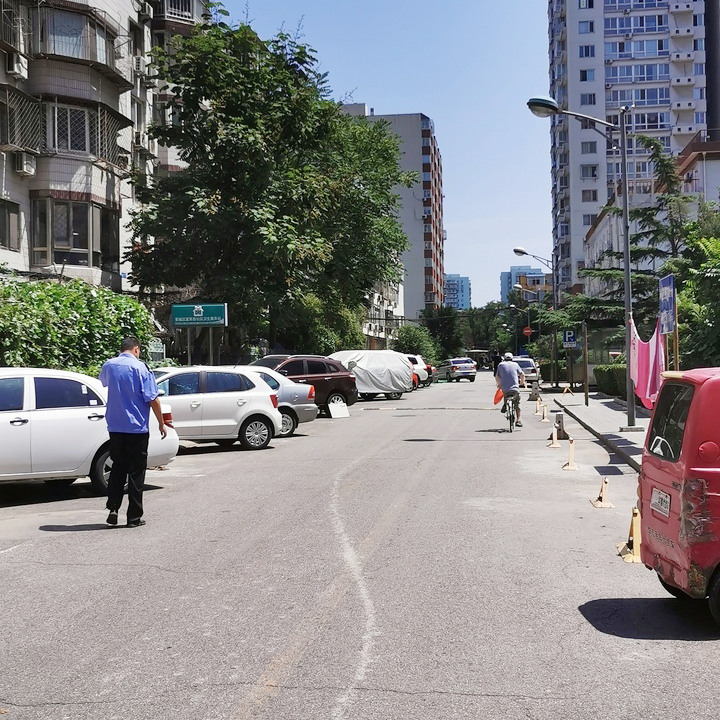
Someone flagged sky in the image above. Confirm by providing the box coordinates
[224,0,554,306]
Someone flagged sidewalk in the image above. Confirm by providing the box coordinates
[549,389,649,472]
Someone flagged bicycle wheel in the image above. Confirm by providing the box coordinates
[508,402,515,433]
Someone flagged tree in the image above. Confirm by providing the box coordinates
[421,307,464,358]
[392,325,440,365]
[130,12,412,349]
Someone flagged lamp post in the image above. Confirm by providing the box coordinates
[513,246,559,388]
[526,96,635,428]
[514,282,537,333]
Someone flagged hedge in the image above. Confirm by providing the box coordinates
[593,364,627,397]
[539,360,567,382]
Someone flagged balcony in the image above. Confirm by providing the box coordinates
[672,125,696,135]
[672,27,695,37]
[669,2,693,12]
[673,100,696,111]
[157,0,198,22]
[672,76,696,86]
[671,51,694,62]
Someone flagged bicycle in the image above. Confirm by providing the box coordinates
[507,394,517,433]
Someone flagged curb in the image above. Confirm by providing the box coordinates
[553,399,642,473]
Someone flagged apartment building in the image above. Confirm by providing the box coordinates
[444,273,471,310]
[0,0,203,290]
[548,0,708,297]
[500,265,545,303]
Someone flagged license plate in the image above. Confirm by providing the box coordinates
[650,488,671,517]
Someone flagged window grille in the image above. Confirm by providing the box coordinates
[0,84,40,152]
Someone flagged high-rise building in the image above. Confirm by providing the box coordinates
[500,265,545,303]
[547,0,707,296]
[343,104,445,321]
[444,274,471,309]
[0,0,205,290]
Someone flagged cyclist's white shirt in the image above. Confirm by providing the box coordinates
[497,361,523,393]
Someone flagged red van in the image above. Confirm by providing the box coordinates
[640,368,720,622]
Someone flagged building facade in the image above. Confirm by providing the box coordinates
[500,265,545,303]
[0,0,203,289]
[444,273,471,309]
[548,0,708,297]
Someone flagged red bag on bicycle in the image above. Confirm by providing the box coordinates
[493,388,503,405]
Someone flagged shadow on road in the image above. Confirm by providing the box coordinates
[579,598,720,640]
[178,444,276,456]
[39,523,113,532]
[0,482,163,510]
[475,429,508,434]
[403,438,436,443]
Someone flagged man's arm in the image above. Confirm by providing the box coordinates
[149,397,167,439]
[519,371,526,387]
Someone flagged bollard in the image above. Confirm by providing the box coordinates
[590,477,615,508]
[540,404,550,422]
[547,425,561,448]
[562,436,578,470]
[528,381,541,401]
[555,412,570,440]
[534,398,541,415]
[617,507,642,563]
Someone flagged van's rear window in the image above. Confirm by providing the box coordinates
[647,382,694,462]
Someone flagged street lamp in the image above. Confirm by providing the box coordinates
[526,96,636,428]
[514,283,536,328]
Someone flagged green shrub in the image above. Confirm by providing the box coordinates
[539,360,567,382]
[593,364,626,397]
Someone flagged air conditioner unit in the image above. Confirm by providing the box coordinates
[133,56,146,76]
[605,59,613,65]
[134,130,146,146]
[623,7,631,13]
[14,152,35,177]
[6,51,28,80]
[624,33,632,39]
[605,82,613,89]
[139,2,153,21]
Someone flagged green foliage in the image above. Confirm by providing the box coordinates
[392,324,440,365]
[421,306,464,358]
[593,364,627,397]
[131,13,412,349]
[0,278,154,372]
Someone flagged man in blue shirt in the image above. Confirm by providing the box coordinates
[99,337,166,527]
[496,352,526,428]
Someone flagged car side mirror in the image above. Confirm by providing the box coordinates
[280,369,289,376]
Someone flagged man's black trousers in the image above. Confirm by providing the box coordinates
[106,432,150,522]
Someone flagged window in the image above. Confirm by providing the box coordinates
[423,189,431,199]
[583,214,598,226]
[580,69,595,82]
[579,45,595,58]
[694,13,704,26]
[579,21,594,33]
[161,373,200,396]
[694,87,706,100]
[424,258,432,267]
[581,141,597,154]
[39,9,115,68]
[581,118,596,130]
[0,201,20,251]
[695,63,705,76]
[422,137,431,146]
[633,14,668,33]
[580,93,596,105]
[423,223,432,233]
[206,372,246,393]
[34,377,103,409]
[647,382,694,462]
[694,39,705,51]
[422,172,431,181]
[579,0,593,7]
[582,189,598,202]
[604,17,631,34]
[581,164,598,179]
[695,111,707,125]
[0,377,23,412]
[257,372,280,390]
[279,360,305,376]
[307,360,327,375]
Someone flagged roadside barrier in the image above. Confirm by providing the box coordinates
[617,507,642,563]
[562,437,578,471]
[590,477,615,508]
[539,404,550,422]
[534,398,542,415]
[547,425,561,448]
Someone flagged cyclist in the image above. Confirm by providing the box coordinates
[496,352,526,428]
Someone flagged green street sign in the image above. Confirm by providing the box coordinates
[171,303,227,327]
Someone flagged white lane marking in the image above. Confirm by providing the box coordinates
[330,476,380,720]
[0,540,31,556]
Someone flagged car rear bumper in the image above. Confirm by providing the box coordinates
[294,403,320,424]
[451,370,476,379]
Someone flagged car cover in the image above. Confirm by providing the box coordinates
[330,350,414,393]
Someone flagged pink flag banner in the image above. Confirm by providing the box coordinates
[629,318,665,410]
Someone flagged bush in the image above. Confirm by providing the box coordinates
[0,277,154,374]
[593,364,627,397]
[539,360,567,382]
[392,325,440,366]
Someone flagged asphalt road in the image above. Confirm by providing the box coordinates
[1,372,719,720]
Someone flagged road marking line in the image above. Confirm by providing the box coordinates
[0,541,31,556]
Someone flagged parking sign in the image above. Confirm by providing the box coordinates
[563,329,577,349]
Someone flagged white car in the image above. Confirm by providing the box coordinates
[406,354,430,387]
[232,365,318,437]
[153,366,283,449]
[512,357,539,383]
[0,368,179,493]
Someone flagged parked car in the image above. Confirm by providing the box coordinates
[250,355,358,415]
[0,368,179,493]
[406,355,431,387]
[330,350,414,400]
[231,365,318,437]
[437,357,477,383]
[153,366,282,449]
[512,356,539,383]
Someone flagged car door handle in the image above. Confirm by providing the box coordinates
[10,417,28,426]
[190,402,201,408]
[324,377,331,380]
[237,400,246,406]
[87,413,105,420]
[296,380,307,383]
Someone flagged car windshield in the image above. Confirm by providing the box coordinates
[249,357,284,368]
[153,370,170,379]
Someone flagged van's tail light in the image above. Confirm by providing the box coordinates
[308,384,315,399]
[270,394,278,408]
[162,411,174,428]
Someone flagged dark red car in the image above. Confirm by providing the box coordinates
[250,355,358,415]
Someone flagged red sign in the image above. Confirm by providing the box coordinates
[523,326,533,336]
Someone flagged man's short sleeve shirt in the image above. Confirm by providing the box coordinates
[497,361,523,393]
[99,353,159,433]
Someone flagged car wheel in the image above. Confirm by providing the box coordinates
[658,574,701,603]
[324,392,346,415]
[360,393,378,400]
[469,377,476,383]
[278,409,298,438]
[89,448,112,494]
[239,417,273,450]
[445,373,451,383]
[215,439,236,448]
[385,392,402,400]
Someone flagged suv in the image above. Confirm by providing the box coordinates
[437,357,477,383]
[406,355,430,387]
[250,355,358,415]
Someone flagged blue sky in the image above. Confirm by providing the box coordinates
[224,0,553,305]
